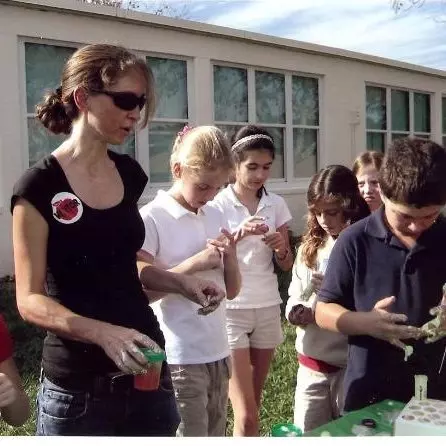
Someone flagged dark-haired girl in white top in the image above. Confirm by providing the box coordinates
[210,125,293,436]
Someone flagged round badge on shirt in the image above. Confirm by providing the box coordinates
[51,192,83,224]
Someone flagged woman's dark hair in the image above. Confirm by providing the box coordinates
[379,137,446,207]
[300,165,370,269]
[231,125,276,197]
[36,44,156,135]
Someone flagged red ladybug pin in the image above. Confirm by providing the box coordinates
[51,192,83,224]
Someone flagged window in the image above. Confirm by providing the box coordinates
[213,64,319,180]
[25,43,75,166]
[147,57,188,183]
[366,85,431,152]
[24,42,136,167]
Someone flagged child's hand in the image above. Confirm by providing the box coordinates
[288,304,314,326]
[233,216,269,243]
[0,373,18,409]
[197,289,225,316]
[207,228,236,260]
[310,272,324,294]
[263,231,286,255]
[420,303,446,343]
[363,296,422,343]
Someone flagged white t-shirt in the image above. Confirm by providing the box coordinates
[210,185,292,309]
[285,237,347,368]
[139,190,229,365]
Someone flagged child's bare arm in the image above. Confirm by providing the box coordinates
[0,358,30,427]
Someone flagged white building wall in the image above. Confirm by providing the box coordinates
[0,0,446,275]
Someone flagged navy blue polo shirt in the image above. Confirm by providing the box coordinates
[318,208,446,411]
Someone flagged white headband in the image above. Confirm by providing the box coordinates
[231,134,274,151]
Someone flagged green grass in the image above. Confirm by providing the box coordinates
[0,275,297,436]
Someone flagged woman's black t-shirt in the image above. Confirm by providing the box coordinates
[11,151,164,379]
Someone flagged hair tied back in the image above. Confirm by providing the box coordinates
[178,124,193,141]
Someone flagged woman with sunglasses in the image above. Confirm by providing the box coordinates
[11,43,225,436]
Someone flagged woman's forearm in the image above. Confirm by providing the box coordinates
[17,292,111,345]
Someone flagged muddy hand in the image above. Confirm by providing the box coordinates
[420,304,446,343]
[97,324,162,374]
[197,294,222,315]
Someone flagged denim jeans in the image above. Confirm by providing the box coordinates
[36,364,180,436]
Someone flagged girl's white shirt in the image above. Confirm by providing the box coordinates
[140,190,229,365]
[209,185,292,309]
[286,237,348,368]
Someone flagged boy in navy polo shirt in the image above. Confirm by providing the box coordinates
[315,138,446,411]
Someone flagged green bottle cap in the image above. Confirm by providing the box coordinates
[139,347,166,363]
[271,423,302,437]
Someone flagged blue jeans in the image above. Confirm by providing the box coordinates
[36,365,180,436]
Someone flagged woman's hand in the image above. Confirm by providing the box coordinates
[95,324,162,375]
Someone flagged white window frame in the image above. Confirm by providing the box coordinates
[365,83,433,150]
[19,38,81,170]
[212,61,321,187]
[135,51,194,192]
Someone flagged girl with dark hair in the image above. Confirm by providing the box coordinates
[285,165,369,432]
[210,125,293,436]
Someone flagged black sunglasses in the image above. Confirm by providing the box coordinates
[91,90,146,111]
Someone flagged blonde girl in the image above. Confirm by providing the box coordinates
[138,125,241,437]
[352,151,384,212]
[210,125,293,436]
[286,165,369,432]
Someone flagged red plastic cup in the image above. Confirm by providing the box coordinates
[134,348,166,391]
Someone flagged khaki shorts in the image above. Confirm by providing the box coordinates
[226,304,283,350]
[170,357,231,437]
[293,363,345,432]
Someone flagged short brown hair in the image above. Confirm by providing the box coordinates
[36,44,155,135]
[352,151,384,176]
[379,138,446,207]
